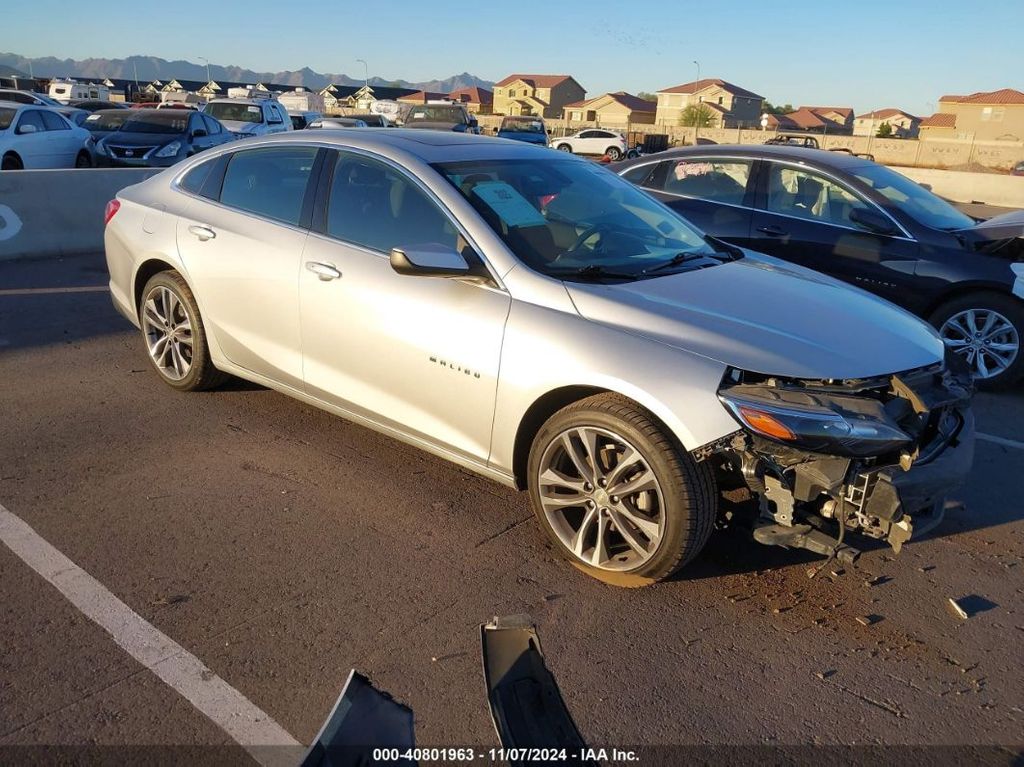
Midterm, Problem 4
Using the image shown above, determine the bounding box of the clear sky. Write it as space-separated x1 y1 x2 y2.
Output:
4 0 1021 115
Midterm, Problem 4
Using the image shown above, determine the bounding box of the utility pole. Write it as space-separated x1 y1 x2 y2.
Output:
692 60 701 146
198 56 211 84
356 59 368 90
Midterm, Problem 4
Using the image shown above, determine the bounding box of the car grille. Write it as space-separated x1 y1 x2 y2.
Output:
108 145 155 159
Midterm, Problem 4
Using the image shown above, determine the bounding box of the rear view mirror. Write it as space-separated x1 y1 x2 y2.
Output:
849 206 897 236
390 245 471 278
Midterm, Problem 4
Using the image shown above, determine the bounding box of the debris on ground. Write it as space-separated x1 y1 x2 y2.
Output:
947 598 970 621
856 614 883 626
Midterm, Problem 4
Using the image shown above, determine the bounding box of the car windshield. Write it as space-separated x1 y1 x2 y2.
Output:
501 118 545 134
0 107 14 130
406 105 467 124
119 112 189 134
853 163 974 231
205 102 261 123
434 158 721 280
83 112 130 131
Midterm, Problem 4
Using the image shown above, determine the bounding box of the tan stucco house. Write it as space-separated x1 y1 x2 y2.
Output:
854 108 920 138
919 89 1024 141
655 78 763 128
493 74 586 118
562 91 656 126
449 86 493 114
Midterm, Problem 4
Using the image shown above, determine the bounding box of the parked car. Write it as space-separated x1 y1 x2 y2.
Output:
130 102 161 109
765 134 820 149
203 98 293 137
403 103 479 133
614 144 1024 387
0 89 86 121
1012 160 1024 177
347 113 393 128
69 99 131 113
307 117 367 129
288 110 323 130
0 101 93 169
551 128 627 160
79 109 132 162
497 116 548 146
94 109 234 167
104 131 974 586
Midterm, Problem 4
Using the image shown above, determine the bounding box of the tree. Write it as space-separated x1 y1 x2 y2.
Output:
876 121 893 138
680 103 715 128
763 101 794 115
636 92 658 103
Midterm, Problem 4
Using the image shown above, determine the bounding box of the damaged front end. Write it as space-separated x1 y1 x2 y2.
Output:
701 353 975 563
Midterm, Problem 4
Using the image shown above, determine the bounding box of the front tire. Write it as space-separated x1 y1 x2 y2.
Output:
605 146 623 161
2 152 23 170
527 394 716 586
139 271 227 392
556 143 573 153
931 292 1024 390
75 151 92 168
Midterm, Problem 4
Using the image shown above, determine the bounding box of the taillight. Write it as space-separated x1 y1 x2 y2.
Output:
104 199 120 226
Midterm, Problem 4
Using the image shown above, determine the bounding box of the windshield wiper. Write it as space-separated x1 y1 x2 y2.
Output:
548 264 640 281
641 251 713 274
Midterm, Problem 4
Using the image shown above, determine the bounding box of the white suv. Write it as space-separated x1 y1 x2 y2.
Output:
552 128 627 159
203 98 293 138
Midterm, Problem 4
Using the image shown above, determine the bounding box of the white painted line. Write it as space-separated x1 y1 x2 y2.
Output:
0 286 109 296
0 504 301 766
976 431 1024 450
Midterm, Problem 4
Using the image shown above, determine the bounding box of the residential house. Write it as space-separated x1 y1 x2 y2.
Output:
654 78 763 128
449 86 493 114
493 74 586 118
853 108 920 138
920 89 1024 141
764 106 853 134
320 84 418 112
562 91 656 126
397 90 450 104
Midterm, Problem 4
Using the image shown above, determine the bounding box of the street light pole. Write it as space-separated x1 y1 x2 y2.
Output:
356 59 368 90
198 56 211 84
692 60 702 145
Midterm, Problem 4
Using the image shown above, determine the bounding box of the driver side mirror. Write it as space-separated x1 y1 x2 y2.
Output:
192 128 207 138
390 244 472 278
849 206 897 236
16 123 37 135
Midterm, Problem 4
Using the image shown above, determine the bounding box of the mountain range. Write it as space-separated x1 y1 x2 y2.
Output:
0 53 494 93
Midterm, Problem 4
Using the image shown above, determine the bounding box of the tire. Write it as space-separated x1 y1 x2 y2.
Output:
556 143 573 153
605 147 622 161
74 151 92 168
2 153 23 170
930 291 1024 390
139 270 228 392
527 393 716 586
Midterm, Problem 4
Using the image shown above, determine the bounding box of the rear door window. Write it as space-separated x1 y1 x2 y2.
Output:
653 158 753 206
219 146 318 226
39 111 69 131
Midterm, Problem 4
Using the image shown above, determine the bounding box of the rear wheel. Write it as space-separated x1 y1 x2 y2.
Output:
556 143 573 153
605 146 622 161
140 271 227 392
527 394 716 586
931 292 1024 389
2 153 23 170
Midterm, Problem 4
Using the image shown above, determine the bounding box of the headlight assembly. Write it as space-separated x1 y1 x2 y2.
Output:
154 141 182 158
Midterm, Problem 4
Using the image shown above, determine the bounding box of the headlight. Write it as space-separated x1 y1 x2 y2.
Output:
718 388 913 458
154 141 182 158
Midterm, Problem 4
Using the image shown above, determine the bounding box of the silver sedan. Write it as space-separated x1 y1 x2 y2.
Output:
104 131 974 585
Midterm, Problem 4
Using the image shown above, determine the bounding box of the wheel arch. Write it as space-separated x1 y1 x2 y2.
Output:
923 282 1021 321
133 258 179 314
2 150 23 167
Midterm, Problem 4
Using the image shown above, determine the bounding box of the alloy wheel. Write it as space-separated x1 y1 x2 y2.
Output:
142 286 193 381
939 308 1019 380
537 426 664 571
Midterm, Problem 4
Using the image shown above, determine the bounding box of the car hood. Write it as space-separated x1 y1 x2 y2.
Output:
498 131 548 144
565 252 944 380
958 208 1024 242
103 130 182 146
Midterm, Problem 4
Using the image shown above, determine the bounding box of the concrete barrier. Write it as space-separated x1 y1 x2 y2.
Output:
0 168 160 261
885 166 1024 209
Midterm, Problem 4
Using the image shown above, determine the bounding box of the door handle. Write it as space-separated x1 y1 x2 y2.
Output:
305 261 342 281
188 224 216 241
757 225 787 237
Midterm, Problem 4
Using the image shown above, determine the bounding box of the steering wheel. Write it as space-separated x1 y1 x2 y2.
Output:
567 223 610 255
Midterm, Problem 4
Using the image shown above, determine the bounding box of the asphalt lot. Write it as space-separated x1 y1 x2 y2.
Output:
1 250 1022 764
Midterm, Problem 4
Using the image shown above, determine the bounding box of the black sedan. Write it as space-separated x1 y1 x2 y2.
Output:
615 145 1024 388
94 109 235 168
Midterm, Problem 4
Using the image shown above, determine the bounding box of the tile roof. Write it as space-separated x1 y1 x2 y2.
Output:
856 108 917 120
449 86 493 105
606 91 657 111
920 112 957 128
783 107 828 129
657 78 763 100
940 89 1024 105
496 74 575 88
800 106 853 119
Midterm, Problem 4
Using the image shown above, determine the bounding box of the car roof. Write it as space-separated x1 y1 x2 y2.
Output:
621 143 872 170
209 127 569 163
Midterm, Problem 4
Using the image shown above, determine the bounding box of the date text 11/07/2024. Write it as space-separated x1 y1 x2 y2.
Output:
372 748 640 762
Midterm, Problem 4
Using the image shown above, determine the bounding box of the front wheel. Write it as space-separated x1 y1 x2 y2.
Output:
931 292 1024 390
140 270 228 392
75 151 92 168
556 143 573 153
527 394 716 586
2 152 23 170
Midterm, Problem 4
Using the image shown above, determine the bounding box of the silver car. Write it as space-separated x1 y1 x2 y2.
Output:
104 131 975 586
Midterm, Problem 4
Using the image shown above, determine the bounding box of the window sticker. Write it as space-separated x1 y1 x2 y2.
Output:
472 182 546 228
247 106 260 113
674 161 714 180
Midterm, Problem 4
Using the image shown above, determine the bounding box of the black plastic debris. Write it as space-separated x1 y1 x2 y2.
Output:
480 615 597 767
300 670 415 767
